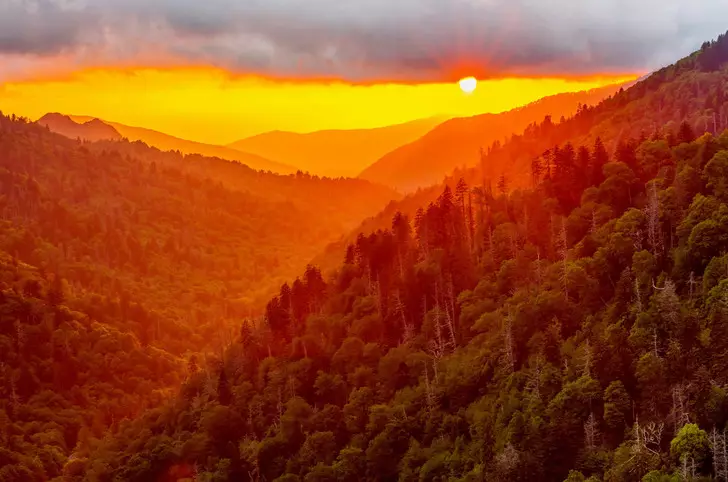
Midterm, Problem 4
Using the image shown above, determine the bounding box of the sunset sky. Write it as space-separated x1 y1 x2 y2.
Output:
1 0 726 144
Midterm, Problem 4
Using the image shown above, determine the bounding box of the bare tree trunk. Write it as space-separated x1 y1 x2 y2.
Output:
710 426 728 481
582 340 592 378
445 278 457 348
671 384 690 435
584 412 599 449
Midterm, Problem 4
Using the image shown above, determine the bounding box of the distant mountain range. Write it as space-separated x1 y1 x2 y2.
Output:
36 82 630 187
38 113 297 174
228 117 446 178
358 82 630 192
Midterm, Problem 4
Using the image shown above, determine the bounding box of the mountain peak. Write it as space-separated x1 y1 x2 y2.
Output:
38 112 73 123
36 112 123 142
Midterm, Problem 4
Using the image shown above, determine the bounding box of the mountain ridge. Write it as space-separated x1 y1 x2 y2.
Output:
227 116 447 177
54 114 298 174
37 112 123 142
358 82 630 192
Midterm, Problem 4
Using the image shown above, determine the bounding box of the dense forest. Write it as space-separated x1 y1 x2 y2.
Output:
54 32 728 482
0 250 183 480
0 116 396 480
2 28 728 482
0 116 395 349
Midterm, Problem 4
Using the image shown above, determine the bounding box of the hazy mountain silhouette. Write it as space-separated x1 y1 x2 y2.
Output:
37 113 122 142
228 117 445 177
69 115 297 174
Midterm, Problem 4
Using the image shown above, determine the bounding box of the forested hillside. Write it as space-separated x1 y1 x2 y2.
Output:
86 138 396 234
74 33 728 482
0 251 183 481
0 113 398 480
0 114 397 350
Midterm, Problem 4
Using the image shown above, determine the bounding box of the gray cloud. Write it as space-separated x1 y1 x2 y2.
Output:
0 0 726 82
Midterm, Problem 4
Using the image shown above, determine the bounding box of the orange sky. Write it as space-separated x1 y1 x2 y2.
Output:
0 67 637 144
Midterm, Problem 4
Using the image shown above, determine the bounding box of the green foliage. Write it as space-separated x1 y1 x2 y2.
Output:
81 125 728 481
670 423 710 465
0 112 396 480
0 251 181 480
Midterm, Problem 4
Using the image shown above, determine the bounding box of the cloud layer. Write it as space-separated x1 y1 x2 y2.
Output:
1 0 727 82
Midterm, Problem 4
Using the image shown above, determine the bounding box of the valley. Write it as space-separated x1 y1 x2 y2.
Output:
1 5 728 481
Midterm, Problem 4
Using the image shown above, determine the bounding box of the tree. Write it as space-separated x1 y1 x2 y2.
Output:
591 137 609 186
298 431 338 469
217 367 232 406
670 424 710 478
704 151 728 201
47 274 65 306
603 380 631 448
497 174 508 195
677 120 696 145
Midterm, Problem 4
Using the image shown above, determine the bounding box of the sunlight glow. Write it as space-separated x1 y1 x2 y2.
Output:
0 68 636 144
459 76 477 94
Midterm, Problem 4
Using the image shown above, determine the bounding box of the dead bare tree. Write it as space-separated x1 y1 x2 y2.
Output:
634 277 643 312
444 278 458 348
423 360 438 411
634 418 664 457
688 272 698 300
394 290 413 345
670 384 691 435
680 454 697 481
584 412 600 449
711 426 728 481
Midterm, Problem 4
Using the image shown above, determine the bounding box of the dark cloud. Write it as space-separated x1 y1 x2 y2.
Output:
0 0 97 55
0 0 726 82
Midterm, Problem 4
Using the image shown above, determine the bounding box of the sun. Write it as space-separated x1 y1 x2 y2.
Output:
458 76 477 94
